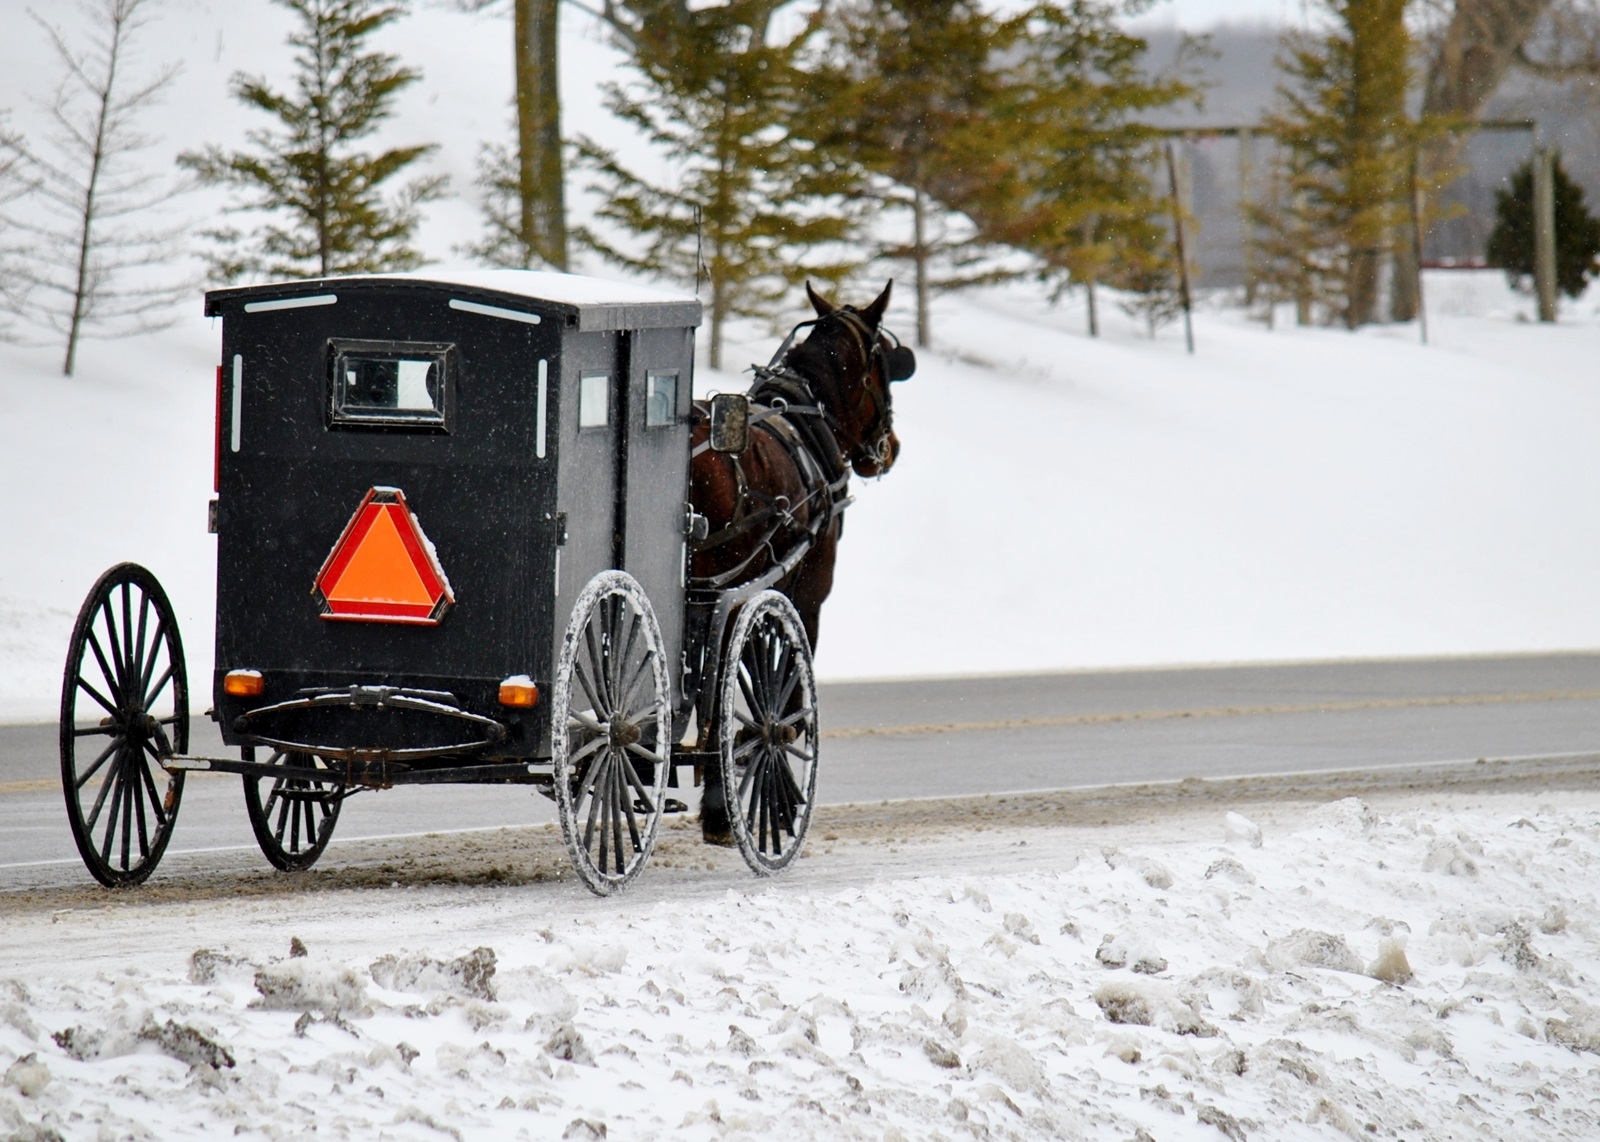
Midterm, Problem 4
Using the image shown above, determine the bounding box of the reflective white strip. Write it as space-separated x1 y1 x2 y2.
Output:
230 355 243 452
243 293 337 313
449 298 542 325
553 549 561 595
535 360 548 459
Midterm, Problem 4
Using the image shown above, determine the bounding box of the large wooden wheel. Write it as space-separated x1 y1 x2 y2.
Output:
552 571 671 895
59 563 187 887
718 591 818 876
244 751 345 871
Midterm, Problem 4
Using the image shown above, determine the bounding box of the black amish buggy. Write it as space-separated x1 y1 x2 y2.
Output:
58 271 822 895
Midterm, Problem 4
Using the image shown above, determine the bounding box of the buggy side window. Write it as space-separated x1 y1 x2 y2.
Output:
579 373 609 428
328 339 453 429
646 372 677 427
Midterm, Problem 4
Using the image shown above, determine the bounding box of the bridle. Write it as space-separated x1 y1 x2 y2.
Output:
759 306 910 472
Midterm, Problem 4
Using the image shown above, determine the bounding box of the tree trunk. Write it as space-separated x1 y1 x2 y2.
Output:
1392 0 1553 319
515 0 567 270
911 183 929 348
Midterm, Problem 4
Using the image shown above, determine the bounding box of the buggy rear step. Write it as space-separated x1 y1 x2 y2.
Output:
162 754 554 789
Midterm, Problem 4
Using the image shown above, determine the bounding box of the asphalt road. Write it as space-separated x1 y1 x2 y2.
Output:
5 652 1600 886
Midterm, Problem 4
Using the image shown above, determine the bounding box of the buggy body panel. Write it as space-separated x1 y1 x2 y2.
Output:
204 272 699 760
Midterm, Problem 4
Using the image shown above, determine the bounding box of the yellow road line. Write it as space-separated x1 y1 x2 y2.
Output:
821 688 1600 741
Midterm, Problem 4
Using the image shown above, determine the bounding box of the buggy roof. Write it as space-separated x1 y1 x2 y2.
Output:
204 270 702 332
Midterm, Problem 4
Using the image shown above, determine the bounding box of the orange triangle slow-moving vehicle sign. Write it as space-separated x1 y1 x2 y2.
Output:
312 487 454 624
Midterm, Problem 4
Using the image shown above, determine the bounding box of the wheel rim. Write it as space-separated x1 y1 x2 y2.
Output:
59 564 187 887
553 571 671 895
244 751 344 872
719 592 818 875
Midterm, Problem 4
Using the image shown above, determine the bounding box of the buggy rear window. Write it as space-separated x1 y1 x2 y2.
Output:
328 340 454 429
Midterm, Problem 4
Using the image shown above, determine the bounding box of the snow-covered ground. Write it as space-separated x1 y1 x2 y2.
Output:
5 789 1600 1139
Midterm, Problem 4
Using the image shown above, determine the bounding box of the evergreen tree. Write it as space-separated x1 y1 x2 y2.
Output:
576 0 862 369
1486 152 1600 299
1255 0 1415 328
814 0 1195 341
985 2 1197 306
180 0 444 281
814 0 1019 347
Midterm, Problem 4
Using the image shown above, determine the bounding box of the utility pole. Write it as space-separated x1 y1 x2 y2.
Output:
1532 142 1556 323
1166 140 1195 355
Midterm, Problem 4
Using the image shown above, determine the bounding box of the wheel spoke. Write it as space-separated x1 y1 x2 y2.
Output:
73 722 120 738
131 592 152 696
76 676 120 720
142 661 174 712
119 585 135 698
572 657 605 721
737 665 763 724
582 753 608 850
85 748 123 831
623 740 665 767
617 647 656 721
568 733 609 767
132 759 151 861
137 756 168 829
84 629 121 705
621 753 656 810
611 762 628 873
75 737 123 789
614 607 641 707
732 734 763 761
584 620 611 713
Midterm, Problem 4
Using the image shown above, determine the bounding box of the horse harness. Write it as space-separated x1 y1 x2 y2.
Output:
687 308 892 591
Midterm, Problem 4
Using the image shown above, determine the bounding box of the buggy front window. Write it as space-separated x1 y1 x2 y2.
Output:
329 340 453 428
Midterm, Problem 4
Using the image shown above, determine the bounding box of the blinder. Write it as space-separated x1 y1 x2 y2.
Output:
882 339 916 382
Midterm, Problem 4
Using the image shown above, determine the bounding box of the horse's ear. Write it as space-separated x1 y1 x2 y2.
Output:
805 281 836 317
861 280 893 327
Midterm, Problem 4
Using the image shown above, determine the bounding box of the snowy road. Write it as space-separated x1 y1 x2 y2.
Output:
4 653 1600 890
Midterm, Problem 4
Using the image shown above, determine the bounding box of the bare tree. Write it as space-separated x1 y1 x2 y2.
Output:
1393 0 1553 319
1515 0 1600 77
0 118 40 337
2 0 187 376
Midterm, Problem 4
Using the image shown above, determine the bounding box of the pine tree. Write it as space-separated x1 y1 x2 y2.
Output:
576 0 862 369
1255 0 1414 329
1486 152 1600 299
814 0 1195 341
986 2 1197 306
180 0 444 281
813 0 1019 347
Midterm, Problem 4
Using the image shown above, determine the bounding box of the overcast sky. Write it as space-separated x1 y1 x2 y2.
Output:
1131 0 1303 29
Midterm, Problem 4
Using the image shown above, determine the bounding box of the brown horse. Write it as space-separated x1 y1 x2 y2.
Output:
687 280 911 649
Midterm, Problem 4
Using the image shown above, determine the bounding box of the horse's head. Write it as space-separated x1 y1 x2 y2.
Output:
791 280 915 477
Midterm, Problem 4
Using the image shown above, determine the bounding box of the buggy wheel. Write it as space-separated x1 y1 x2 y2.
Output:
244 751 344 872
718 591 819 876
552 571 671 896
59 564 187 887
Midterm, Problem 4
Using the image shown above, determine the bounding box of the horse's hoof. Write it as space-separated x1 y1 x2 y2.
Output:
700 826 736 848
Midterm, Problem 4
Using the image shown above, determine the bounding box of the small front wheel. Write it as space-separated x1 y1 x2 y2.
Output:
718 591 819 876
552 571 672 895
244 751 345 872
59 563 188 887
